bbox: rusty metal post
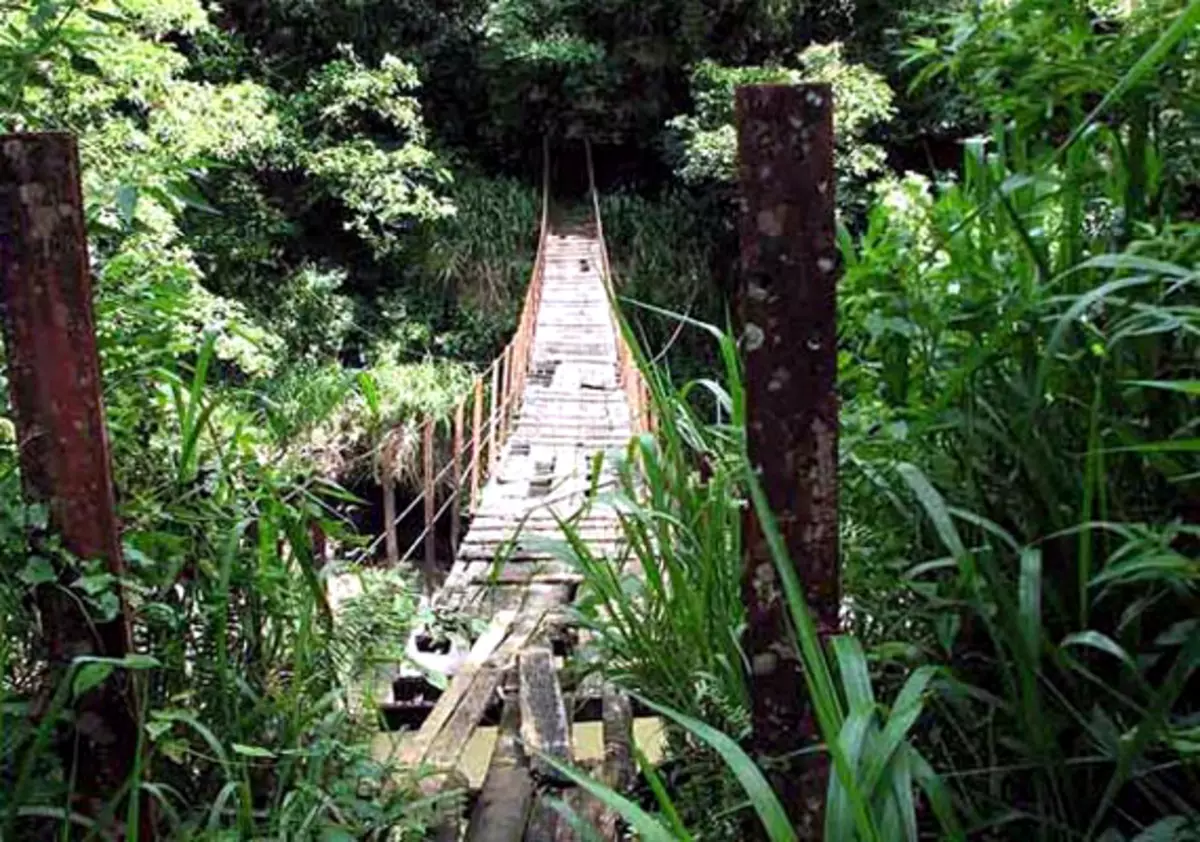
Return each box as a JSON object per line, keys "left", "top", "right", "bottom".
{"left": 0, "top": 133, "right": 144, "bottom": 825}
{"left": 735, "top": 85, "right": 839, "bottom": 837}
{"left": 422, "top": 418, "right": 436, "bottom": 590}
{"left": 471, "top": 378, "right": 483, "bottom": 510}
{"left": 451, "top": 401, "right": 463, "bottom": 557}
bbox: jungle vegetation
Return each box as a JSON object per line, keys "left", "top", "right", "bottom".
{"left": 0, "top": 0, "right": 1197, "bottom": 839}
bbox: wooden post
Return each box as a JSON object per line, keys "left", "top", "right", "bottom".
{"left": 735, "top": 85, "right": 839, "bottom": 837}
{"left": 451, "top": 401, "right": 464, "bottom": 558}
{"left": 498, "top": 345, "right": 511, "bottom": 450}
{"left": 0, "top": 133, "right": 143, "bottom": 826}
{"left": 471, "top": 378, "right": 483, "bottom": 511}
{"left": 422, "top": 418, "right": 436, "bottom": 591}
{"left": 489, "top": 359, "right": 500, "bottom": 472}
{"left": 381, "top": 441, "right": 400, "bottom": 566}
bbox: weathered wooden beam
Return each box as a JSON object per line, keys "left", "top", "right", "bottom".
{"left": 0, "top": 133, "right": 143, "bottom": 829}
{"left": 452, "top": 401, "right": 464, "bottom": 557}
{"left": 382, "top": 443, "right": 399, "bottom": 565}
{"left": 465, "top": 672, "right": 534, "bottom": 842}
{"left": 518, "top": 646, "right": 571, "bottom": 782}
{"left": 499, "top": 344, "right": 512, "bottom": 448}
{"left": 735, "top": 84, "right": 839, "bottom": 837}
{"left": 423, "top": 418, "right": 437, "bottom": 589}
{"left": 490, "top": 360, "right": 501, "bottom": 472}
{"left": 472, "top": 378, "right": 484, "bottom": 510}
{"left": 401, "top": 613, "right": 516, "bottom": 768}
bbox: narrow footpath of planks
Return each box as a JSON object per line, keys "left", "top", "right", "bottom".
{"left": 391, "top": 227, "right": 639, "bottom": 840}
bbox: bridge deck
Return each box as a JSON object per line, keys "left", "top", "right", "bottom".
{"left": 398, "top": 227, "right": 636, "bottom": 840}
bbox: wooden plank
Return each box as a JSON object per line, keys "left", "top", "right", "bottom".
{"left": 519, "top": 647, "right": 572, "bottom": 780}
{"left": 415, "top": 586, "right": 564, "bottom": 771}
{"left": 425, "top": 665, "right": 503, "bottom": 769}
{"left": 465, "top": 674, "right": 534, "bottom": 842}
{"left": 589, "top": 685, "right": 635, "bottom": 839}
{"left": 401, "top": 612, "right": 516, "bottom": 766}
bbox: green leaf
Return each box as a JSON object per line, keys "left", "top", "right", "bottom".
{"left": 119, "top": 653, "right": 161, "bottom": 670}
{"left": 1123, "top": 380, "right": 1200, "bottom": 396}
{"left": 166, "top": 178, "right": 219, "bottom": 215}
{"left": 72, "top": 662, "right": 113, "bottom": 699}
{"left": 1061, "top": 631, "right": 1139, "bottom": 674}
{"left": 896, "top": 464, "right": 969, "bottom": 563}
{"left": 84, "top": 9, "right": 128, "bottom": 25}
{"left": 116, "top": 184, "right": 139, "bottom": 227}
{"left": 832, "top": 636, "right": 875, "bottom": 713}
{"left": 231, "top": 743, "right": 275, "bottom": 759}
{"left": 636, "top": 694, "right": 797, "bottom": 842}
{"left": 533, "top": 752, "right": 684, "bottom": 842}
{"left": 19, "top": 556, "right": 57, "bottom": 586}
{"left": 1018, "top": 548, "right": 1042, "bottom": 661}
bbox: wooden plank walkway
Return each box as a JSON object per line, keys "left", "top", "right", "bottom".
{"left": 397, "top": 226, "right": 637, "bottom": 840}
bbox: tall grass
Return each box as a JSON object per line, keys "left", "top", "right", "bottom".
{"left": 553, "top": 4, "right": 1199, "bottom": 838}
{"left": 0, "top": 334, "right": 441, "bottom": 839}
{"left": 553, "top": 315, "right": 953, "bottom": 841}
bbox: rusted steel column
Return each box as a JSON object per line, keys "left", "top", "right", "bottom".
{"left": 451, "top": 401, "right": 463, "bottom": 557}
{"left": 0, "top": 133, "right": 142, "bottom": 824}
{"left": 471, "top": 378, "right": 483, "bottom": 510}
{"left": 422, "top": 418, "right": 436, "bottom": 591}
{"left": 735, "top": 85, "right": 839, "bottom": 837}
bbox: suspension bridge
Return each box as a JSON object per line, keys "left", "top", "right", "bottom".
{"left": 3, "top": 88, "right": 839, "bottom": 841}
{"left": 353, "top": 141, "right": 652, "bottom": 841}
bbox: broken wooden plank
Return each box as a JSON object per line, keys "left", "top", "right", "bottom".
{"left": 519, "top": 646, "right": 572, "bottom": 781}
{"left": 465, "top": 673, "right": 535, "bottom": 842}
{"left": 401, "top": 612, "right": 516, "bottom": 766}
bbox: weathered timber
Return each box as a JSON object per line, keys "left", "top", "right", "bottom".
{"left": 519, "top": 646, "right": 572, "bottom": 781}
{"left": 0, "top": 132, "right": 145, "bottom": 829}
{"left": 401, "top": 613, "right": 516, "bottom": 767}
{"left": 465, "top": 674, "right": 535, "bottom": 842}
{"left": 382, "top": 443, "right": 400, "bottom": 565}
{"left": 453, "top": 401, "right": 464, "bottom": 556}
{"left": 423, "top": 419, "right": 437, "bottom": 590}
{"left": 736, "top": 84, "right": 839, "bottom": 837}
{"left": 395, "top": 215, "right": 639, "bottom": 840}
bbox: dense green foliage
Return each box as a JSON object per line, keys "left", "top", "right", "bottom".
{"left": 1, "top": 0, "right": 1197, "bottom": 838}
{"left": 564, "top": 1, "right": 1200, "bottom": 840}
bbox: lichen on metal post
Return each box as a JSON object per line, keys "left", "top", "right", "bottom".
{"left": 0, "top": 132, "right": 145, "bottom": 828}
{"left": 735, "top": 84, "right": 839, "bottom": 837}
